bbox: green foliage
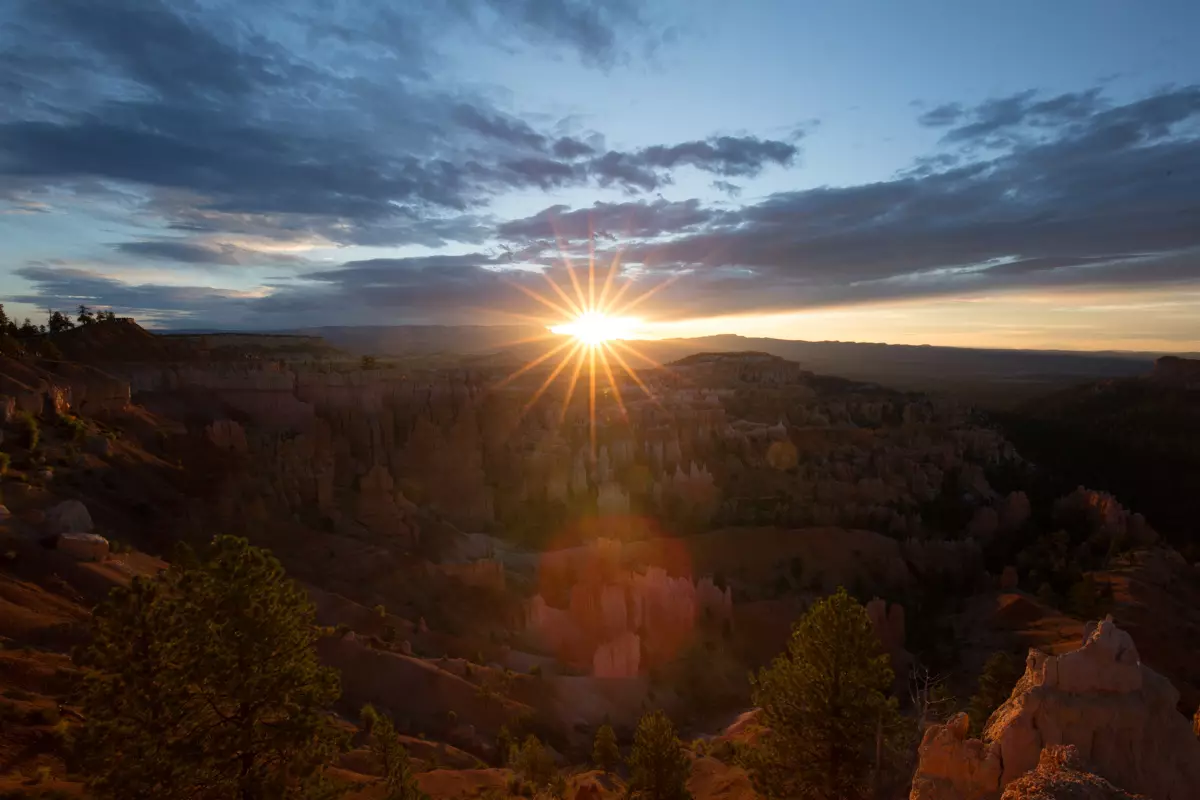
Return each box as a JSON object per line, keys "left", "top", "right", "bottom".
{"left": 47, "top": 310, "right": 75, "bottom": 334}
{"left": 967, "top": 652, "right": 1022, "bottom": 738}
{"left": 75, "top": 535, "right": 347, "bottom": 800}
{"left": 529, "top": 663, "right": 543, "bottom": 678}
{"left": 0, "top": 452, "right": 9, "bottom": 475}
{"left": 16, "top": 412, "right": 39, "bottom": 450}
{"left": 510, "top": 734, "right": 555, "bottom": 790}
{"left": 627, "top": 710, "right": 691, "bottom": 800}
{"left": 364, "top": 706, "right": 429, "bottom": 800}
{"left": 747, "top": 587, "right": 902, "bottom": 800}
{"left": 592, "top": 723, "right": 620, "bottom": 773}
{"left": 60, "top": 414, "right": 87, "bottom": 443}
{"left": 495, "top": 725, "right": 515, "bottom": 766}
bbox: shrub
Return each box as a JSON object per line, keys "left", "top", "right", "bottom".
{"left": 967, "top": 652, "right": 1022, "bottom": 738}
{"left": 0, "top": 452, "right": 9, "bottom": 475}
{"left": 61, "top": 414, "right": 87, "bottom": 442}
{"left": 16, "top": 412, "right": 39, "bottom": 450}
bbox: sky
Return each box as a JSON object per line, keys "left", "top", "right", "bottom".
{"left": 2, "top": 0, "right": 1199, "bottom": 352}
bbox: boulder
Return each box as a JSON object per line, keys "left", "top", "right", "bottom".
{"left": 58, "top": 532, "right": 109, "bottom": 562}
{"left": 910, "top": 617, "right": 1200, "bottom": 800}
{"left": 1000, "top": 746, "right": 1148, "bottom": 799}
{"left": 45, "top": 500, "right": 93, "bottom": 534}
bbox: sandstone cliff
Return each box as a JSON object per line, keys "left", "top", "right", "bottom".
{"left": 910, "top": 618, "right": 1200, "bottom": 800}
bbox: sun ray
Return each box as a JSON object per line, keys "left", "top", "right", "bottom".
{"left": 507, "top": 278, "right": 580, "bottom": 321}
{"left": 610, "top": 338, "right": 664, "bottom": 370}
{"left": 588, "top": 344, "right": 597, "bottom": 454}
{"left": 559, "top": 343, "right": 589, "bottom": 424}
{"left": 605, "top": 341, "right": 659, "bottom": 403}
{"left": 521, "top": 341, "right": 584, "bottom": 414}
{"left": 493, "top": 336, "right": 577, "bottom": 390}
{"left": 595, "top": 247, "right": 624, "bottom": 315}
{"left": 588, "top": 218, "right": 596, "bottom": 313}
{"left": 596, "top": 343, "right": 628, "bottom": 420}
{"left": 540, "top": 270, "right": 586, "bottom": 319}
{"left": 563, "top": 258, "right": 589, "bottom": 316}
{"left": 611, "top": 272, "right": 682, "bottom": 318}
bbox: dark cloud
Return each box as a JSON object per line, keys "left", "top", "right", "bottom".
{"left": 497, "top": 199, "right": 717, "bottom": 241}
{"left": 114, "top": 240, "right": 309, "bottom": 266}
{"left": 922, "top": 88, "right": 1110, "bottom": 146}
{"left": 711, "top": 180, "right": 742, "bottom": 197}
{"left": 917, "top": 102, "right": 964, "bottom": 128}
{"left": 1, "top": 0, "right": 765, "bottom": 250}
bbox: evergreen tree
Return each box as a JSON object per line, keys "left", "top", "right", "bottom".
{"left": 592, "top": 723, "right": 620, "bottom": 774}
{"left": 511, "top": 734, "right": 556, "bottom": 789}
{"left": 627, "top": 710, "right": 691, "bottom": 800}
{"left": 47, "top": 309, "right": 75, "bottom": 333}
{"left": 77, "top": 304, "right": 96, "bottom": 325}
{"left": 747, "top": 587, "right": 901, "bottom": 800}
{"left": 76, "top": 535, "right": 347, "bottom": 800}
{"left": 967, "top": 651, "right": 1022, "bottom": 737}
{"left": 362, "top": 706, "right": 428, "bottom": 800}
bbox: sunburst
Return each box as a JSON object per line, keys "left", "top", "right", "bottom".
{"left": 493, "top": 233, "right": 671, "bottom": 453}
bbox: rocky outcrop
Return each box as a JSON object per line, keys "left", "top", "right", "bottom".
{"left": 910, "top": 618, "right": 1200, "bottom": 800}
{"left": 999, "top": 746, "right": 1147, "bottom": 799}
{"left": 45, "top": 500, "right": 93, "bottom": 535}
{"left": 58, "top": 532, "right": 109, "bottom": 561}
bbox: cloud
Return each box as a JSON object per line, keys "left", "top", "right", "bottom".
{"left": 497, "top": 199, "right": 718, "bottom": 241}
{"left": 1, "top": 0, "right": 773, "bottom": 250}
{"left": 920, "top": 88, "right": 1110, "bottom": 146}
{"left": 114, "top": 240, "right": 310, "bottom": 266}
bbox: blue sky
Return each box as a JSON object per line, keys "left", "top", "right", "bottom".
{"left": 2, "top": 0, "right": 1199, "bottom": 350}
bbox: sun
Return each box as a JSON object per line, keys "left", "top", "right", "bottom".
{"left": 550, "top": 310, "right": 640, "bottom": 346}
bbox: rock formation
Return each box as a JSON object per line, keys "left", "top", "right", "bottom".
{"left": 910, "top": 618, "right": 1200, "bottom": 800}
{"left": 999, "top": 746, "right": 1148, "bottom": 800}
{"left": 45, "top": 500, "right": 93, "bottom": 535}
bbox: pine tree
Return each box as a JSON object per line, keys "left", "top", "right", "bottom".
{"left": 362, "top": 706, "right": 428, "bottom": 800}
{"left": 627, "top": 710, "right": 691, "bottom": 800}
{"left": 592, "top": 723, "right": 620, "bottom": 773}
{"left": 747, "top": 587, "right": 902, "bottom": 800}
{"left": 76, "top": 535, "right": 347, "bottom": 800}
{"left": 511, "top": 734, "right": 556, "bottom": 789}
{"left": 967, "top": 651, "right": 1022, "bottom": 737}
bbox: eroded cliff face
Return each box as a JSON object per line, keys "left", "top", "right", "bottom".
{"left": 910, "top": 618, "right": 1200, "bottom": 800}
{"left": 524, "top": 538, "right": 733, "bottom": 677}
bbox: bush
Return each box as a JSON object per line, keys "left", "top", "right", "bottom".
{"left": 16, "top": 412, "right": 39, "bottom": 450}
{"left": 967, "top": 652, "right": 1022, "bottom": 737}
{"left": 0, "top": 452, "right": 9, "bottom": 475}
{"left": 60, "top": 414, "right": 87, "bottom": 442}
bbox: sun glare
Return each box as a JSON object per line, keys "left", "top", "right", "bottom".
{"left": 551, "top": 311, "right": 640, "bottom": 345}
{"left": 493, "top": 229, "right": 679, "bottom": 455}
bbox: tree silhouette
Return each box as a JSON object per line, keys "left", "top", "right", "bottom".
{"left": 627, "top": 710, "right": 691, "bottom": 800}
{"left": 747, "top": 587, "right": 901, "bottom": 800}
{"left": 967, "top": 651, "right": 1022, "bottom": 737}
{"left": 362, "top": 705, "right": 428, "bottom": 800}
{"left": 76, "top": 535, "right": 346, "bottom": 799}
{"left": 592, "top": 723, "right": 620, "bottom": 774}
